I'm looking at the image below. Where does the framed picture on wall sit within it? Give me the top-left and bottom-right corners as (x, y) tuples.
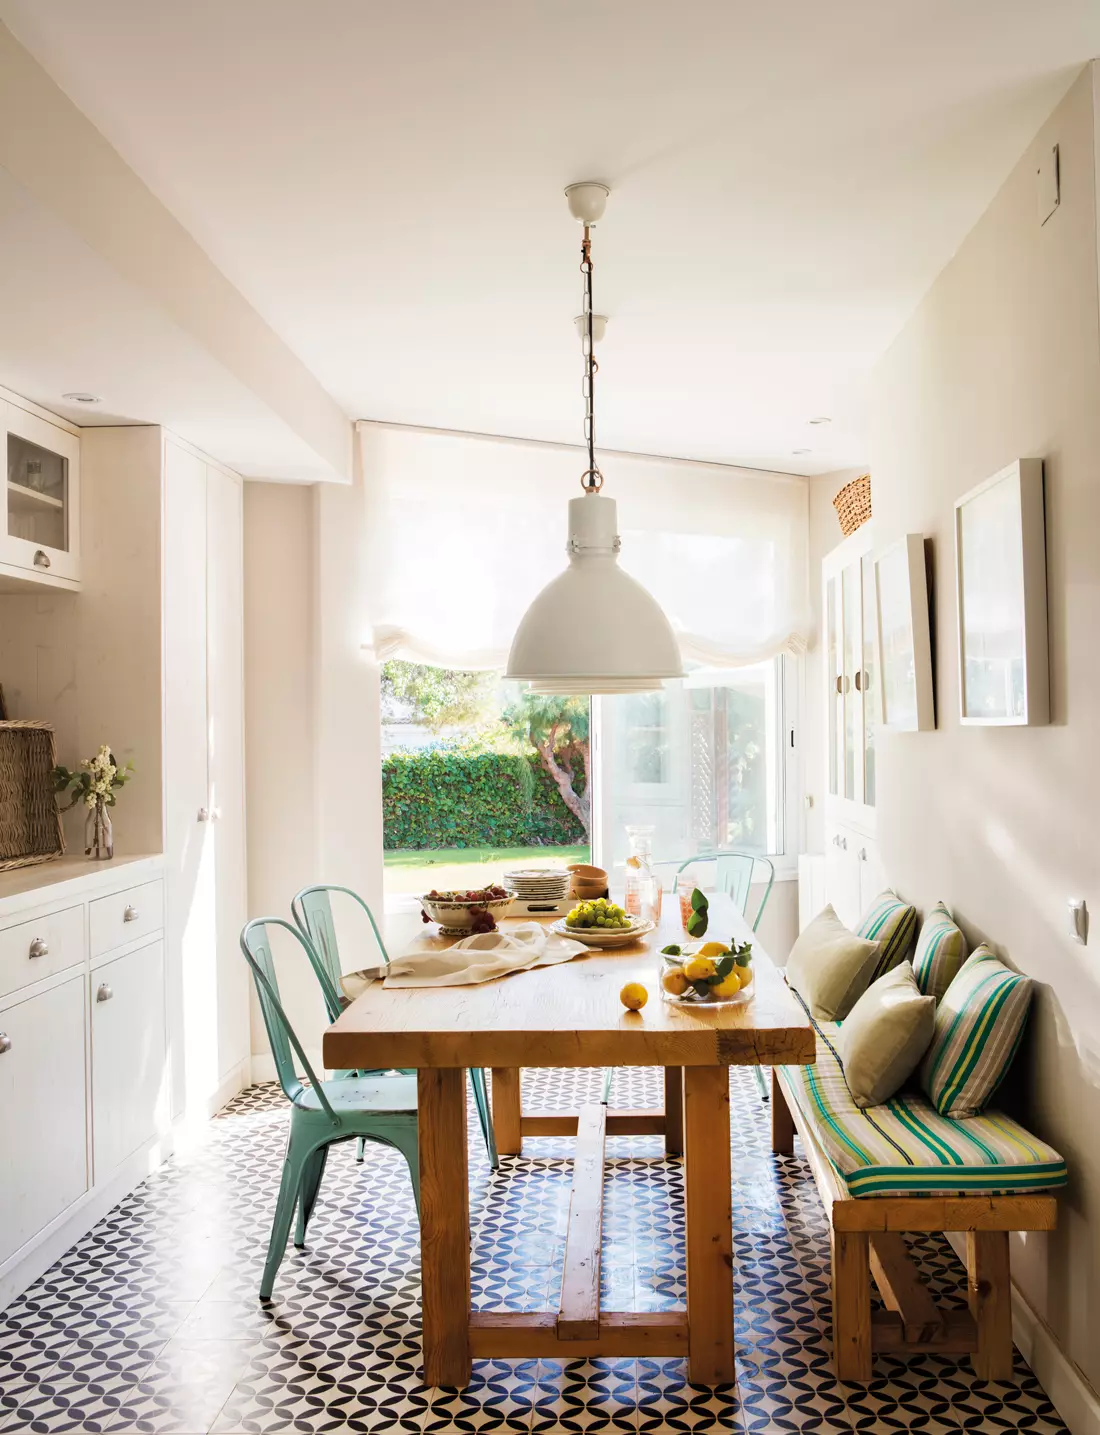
(954, 458), (1048, 726)
(874, 534), (934, 731)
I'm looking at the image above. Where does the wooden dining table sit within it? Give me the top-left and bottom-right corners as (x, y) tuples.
(323, 892), (815, 1388)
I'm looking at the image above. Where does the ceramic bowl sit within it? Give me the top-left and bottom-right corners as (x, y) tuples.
(419, 889), (516, 936)
(551, 914), (654, 948)
(567, 863), (609, 898)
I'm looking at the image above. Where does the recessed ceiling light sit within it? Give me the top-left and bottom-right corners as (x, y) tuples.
(62, 392), (102, 404)
(791, 448), (811, 455)
(808, 416), (831, 425)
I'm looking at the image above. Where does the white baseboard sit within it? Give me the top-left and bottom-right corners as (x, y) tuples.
(203, 1057), (250, 1116)
(1013, 1283), (1100, 1435)
(944, 1231), (1100, 1435)
(0, 1130), (176, 1312)
(250, 1048), (322, 1085)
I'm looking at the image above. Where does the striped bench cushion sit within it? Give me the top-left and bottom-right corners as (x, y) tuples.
(778, 995), (1066, 1199)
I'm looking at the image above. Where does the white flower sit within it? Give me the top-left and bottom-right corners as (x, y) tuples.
(85, 792), (97, 808)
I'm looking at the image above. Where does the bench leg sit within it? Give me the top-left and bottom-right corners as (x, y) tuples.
(770, 1070), (795, 1155)
(832, 1228), (872, 1381)
(967, 1230), (1014, 1381)
(491, 1067), (523, 1156)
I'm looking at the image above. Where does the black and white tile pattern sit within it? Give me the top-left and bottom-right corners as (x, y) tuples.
(0, 1069), (1068, 1433)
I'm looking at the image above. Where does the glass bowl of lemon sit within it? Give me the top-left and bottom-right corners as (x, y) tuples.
(659, 939), (754, 1005)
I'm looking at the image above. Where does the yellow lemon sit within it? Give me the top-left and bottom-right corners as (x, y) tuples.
(696, 941), (730, 958)
(661, 968), (690, 997)
(683, 955), (717, 982)
(620, 982), (648, 1011)
(710, 970), (742, 999)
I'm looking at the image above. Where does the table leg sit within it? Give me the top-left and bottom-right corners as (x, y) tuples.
(491, 1067), (523, 1155)
(418, 1067), (471, 1387)
(663, 1067), (683, 1156)
(683, 1066), (734, 1383)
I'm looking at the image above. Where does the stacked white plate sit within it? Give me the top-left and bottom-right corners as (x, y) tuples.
(502, 867), (571, 903)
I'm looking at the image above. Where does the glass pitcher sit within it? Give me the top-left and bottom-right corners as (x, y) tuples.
(624, 824), (662, 923)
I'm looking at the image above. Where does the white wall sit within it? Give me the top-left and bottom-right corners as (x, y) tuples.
(242, 481), (325, 1063)
(0, 424), (164, 854)
(867, 63), (1100, 1407)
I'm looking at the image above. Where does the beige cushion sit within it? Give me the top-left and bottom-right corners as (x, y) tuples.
(840, 961), (936, 1108)
(785, 905), (882, 1021)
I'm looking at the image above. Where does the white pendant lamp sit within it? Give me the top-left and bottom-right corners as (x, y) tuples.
(506, 182), (684, 695)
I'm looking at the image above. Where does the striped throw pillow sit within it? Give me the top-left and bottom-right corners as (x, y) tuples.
(920, 946), (1032, 1117)
(912, 902), (968, 1001)
(855, 890), (917, 980)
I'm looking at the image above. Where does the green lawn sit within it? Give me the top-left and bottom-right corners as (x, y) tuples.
(383, 844), (589, 894)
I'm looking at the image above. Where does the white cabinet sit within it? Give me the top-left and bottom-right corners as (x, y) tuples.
(818, 524), (883, 925)
(205, 466), (249, 1101)
(823, 524), (877, 827)
(91, 941), (167, 1178)
(825, 822), (862, 929)
(1, 399), (81, 590)
(0, 973), (89, 1266)
(163, 438), (248, 1120)
(0, 858), (167, 1307)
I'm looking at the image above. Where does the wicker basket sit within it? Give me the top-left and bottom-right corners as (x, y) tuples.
(0, 721), (65, 872)
(833, 473), (872, 536)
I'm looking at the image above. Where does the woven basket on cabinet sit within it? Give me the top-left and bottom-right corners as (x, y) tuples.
(0, 720), (65, 872)
(833, 473), (872, 536)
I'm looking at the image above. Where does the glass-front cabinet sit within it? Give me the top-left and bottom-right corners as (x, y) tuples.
(1, 400), (81, 587)
(823, 523), (876, 823)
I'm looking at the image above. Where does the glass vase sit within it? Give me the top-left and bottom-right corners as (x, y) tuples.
(624, 823), (662, 923)
(85, 798), (114, 861)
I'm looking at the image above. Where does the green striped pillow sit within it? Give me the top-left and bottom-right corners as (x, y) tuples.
(912, 902), (968, 1001)
(920, 946), (1032, 1117)
(855, 890), (917, 980)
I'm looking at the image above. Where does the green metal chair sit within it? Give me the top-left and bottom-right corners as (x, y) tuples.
(672, 851), (776, 1100)
(291, 883), (499, 1170)
(672, 851), (775, 932)
(240, 917), (420, 1300)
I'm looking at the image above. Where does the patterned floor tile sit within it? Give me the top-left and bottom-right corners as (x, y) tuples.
(0, 1071), (1070, 1435)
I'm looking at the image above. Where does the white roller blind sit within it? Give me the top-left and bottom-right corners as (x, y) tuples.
(361, 422), (811, 670)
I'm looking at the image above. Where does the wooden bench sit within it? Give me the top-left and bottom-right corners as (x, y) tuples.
(770, 1069), (1058, 1381)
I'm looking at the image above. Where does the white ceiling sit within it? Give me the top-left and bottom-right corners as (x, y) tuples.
(1, 0), (1098, 475)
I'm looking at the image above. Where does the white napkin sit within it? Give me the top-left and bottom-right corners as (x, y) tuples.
(380, 921), (586, 988)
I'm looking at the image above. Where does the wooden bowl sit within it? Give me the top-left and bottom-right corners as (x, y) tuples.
(567, 863), (607, 881)
(567, 872), (610, 895)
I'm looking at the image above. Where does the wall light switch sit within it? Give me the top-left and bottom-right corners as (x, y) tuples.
(1038, 143), (1060, 226)
(1068, 897), (1087, 945)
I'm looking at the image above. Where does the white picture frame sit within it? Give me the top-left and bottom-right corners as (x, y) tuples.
(874, 534), (935, 731)
(954, 458), (1048, 726)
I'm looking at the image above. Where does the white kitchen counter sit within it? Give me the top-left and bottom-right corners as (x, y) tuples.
(0, 853), (163, 920)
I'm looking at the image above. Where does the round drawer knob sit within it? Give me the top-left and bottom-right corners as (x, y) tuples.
(96, 982), (114, 1003)
(33, 549), (51, 569)
(29, 937), (49, 959)
(123, 905), (139, 923)
(0, 1032), (11, 1054)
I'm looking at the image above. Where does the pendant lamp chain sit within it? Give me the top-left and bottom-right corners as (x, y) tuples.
(580, 226), (603, 493)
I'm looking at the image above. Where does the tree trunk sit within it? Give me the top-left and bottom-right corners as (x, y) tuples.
(536, 738), (591, 839)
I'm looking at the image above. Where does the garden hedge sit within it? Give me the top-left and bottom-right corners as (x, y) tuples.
(382, 747), (586, 850)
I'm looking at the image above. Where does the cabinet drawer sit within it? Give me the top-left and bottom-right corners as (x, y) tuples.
(0, 973), (89, 1265)
(89, 880), (164, 959)
(91, 940), (167, 1178)
(0, 904), (84, 999)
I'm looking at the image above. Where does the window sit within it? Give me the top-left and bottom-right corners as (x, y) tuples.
(598, 657), (789, 877)
(622, 691), (671, 785)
